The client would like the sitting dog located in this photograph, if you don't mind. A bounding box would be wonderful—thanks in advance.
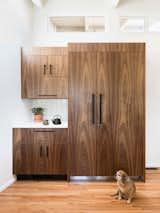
[112,170,136,204]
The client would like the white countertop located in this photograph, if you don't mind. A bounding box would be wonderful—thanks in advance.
[12,121,68,129]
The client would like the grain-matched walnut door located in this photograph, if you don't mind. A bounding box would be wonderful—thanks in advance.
[32,129,68,175]
[13,129,34,175]
[32,130,51,174]
[69,52,97,176]
[49,129,68,175]
[38,56,56,97]
[47,55,68,98]
[111,51,145,177]
[96,52,115,176]
[48,55,68,77]
[22,55,40,98]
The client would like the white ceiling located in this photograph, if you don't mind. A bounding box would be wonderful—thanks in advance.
[32,0,160,33]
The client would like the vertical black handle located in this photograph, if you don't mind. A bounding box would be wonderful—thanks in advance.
[99,94,102,125]
[49,64,52,74]
[92,94,95,124]
[40,145,42,157]
[46,146,49,158]
[43,64,46,75]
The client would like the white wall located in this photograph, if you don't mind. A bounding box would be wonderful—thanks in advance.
[27,99,68,122]
[32,0,160,168]
[0,0,33,190]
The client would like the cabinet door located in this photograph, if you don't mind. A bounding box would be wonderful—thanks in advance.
[38,56,68,98]
[69,50,97,176]
[46,54,68,98]
[110,50,145,177]
[38,56,56,97]
[13,129,34,174]
[32,130,51,174]
[32,129,68,175]
[22,54,40,98]
[39,76,68,98]
[96,52,115,176]
[48,55,68,77]
[49,129,68,174]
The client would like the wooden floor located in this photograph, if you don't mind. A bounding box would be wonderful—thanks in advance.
[0,170,160,213]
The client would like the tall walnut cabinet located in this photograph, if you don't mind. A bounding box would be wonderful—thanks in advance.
[68,43,145,180]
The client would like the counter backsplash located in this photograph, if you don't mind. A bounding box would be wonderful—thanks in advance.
[23,99,68,123]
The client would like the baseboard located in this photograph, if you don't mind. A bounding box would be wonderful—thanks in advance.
[17,175,67,180]
[0,176,16,192]
[146,167,160,170]
[146,163,160,168]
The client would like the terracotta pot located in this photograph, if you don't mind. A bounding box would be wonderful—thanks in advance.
[34,114,43,122]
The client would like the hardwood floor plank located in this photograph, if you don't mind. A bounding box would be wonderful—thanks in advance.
[0,170,160,213]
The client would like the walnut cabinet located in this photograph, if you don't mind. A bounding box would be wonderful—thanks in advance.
[68,43,145,180]
[18,43,145,181]
[21,47,68,99]
[13,128,68,175]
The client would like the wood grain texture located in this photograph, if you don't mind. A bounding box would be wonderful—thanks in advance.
[112,51,145,177]
[48,55,68,77]
[68,43,145,52]
[96,50,145,178]
[22,47,68,55]
[96,52,115,176]
[21,53,41,98]
[69,52,97,176]
[21,47,68,99]
[13,128,34,174]
[0,170,159,213]
[69,43,145,179]
[33,129,68,175]
[13,128,68,175]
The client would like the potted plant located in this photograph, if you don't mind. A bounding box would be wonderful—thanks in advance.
[31,107,44,123]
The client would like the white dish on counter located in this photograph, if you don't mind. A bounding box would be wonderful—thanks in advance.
[12,121,68,128]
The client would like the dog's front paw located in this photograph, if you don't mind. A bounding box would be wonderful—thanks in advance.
[118,196,122,200]
[126,199,131,204]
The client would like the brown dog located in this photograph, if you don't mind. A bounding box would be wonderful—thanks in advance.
[112,170,136,204]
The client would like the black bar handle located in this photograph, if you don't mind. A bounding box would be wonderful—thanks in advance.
[40,145,42,157]
[92,94,95,124]
[49,64,52,74]
[99,94,102,125]
[43,64,46,75]
[46,146,49,158]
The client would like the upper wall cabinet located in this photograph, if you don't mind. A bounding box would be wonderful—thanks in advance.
[21,47,68,99]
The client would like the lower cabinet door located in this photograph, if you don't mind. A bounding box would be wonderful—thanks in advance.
[13,128,35,175]
[49,129,68,174]
[32,129,68,175]
[32,130,50,175]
